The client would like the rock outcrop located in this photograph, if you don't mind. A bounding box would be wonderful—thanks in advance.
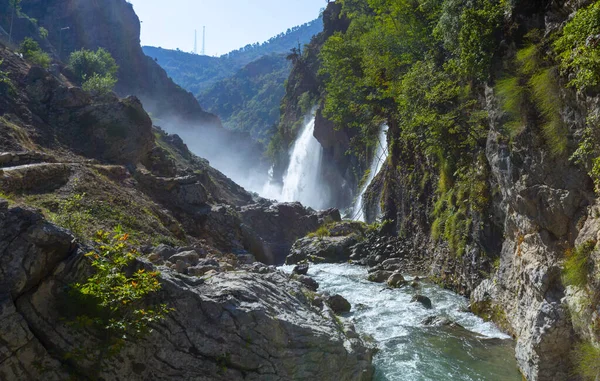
[0,202,375,380]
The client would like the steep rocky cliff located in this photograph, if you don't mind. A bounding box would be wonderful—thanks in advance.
[278,0,600,379]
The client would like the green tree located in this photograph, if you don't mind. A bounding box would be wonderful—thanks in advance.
[68,48,119,94]
[68,48,118,82]
[19,37,51,68]
[69,229,173,358]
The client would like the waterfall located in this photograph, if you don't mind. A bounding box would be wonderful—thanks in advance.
[261,111,327,210]
[353,124,389,222]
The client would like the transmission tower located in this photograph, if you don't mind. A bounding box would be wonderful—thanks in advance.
[194,29,197,54]
[201,26,206,56]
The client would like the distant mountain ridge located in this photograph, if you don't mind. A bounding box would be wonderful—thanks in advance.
[144,18,323,144]
[143,18,323,95]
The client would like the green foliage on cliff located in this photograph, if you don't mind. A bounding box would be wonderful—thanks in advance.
[554,1,600,92]
[19,37,50,68]
[68,48,118,95]
[318,0,501,254]
[0,59,13,95]
[496,39,569,155]
[69,230,172,356]
[573,342,600,381]
[563,240,596,288]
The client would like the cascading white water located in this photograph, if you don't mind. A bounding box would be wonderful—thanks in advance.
[281,264,521,380]
[261,111,327,210]
[353,124,389,221]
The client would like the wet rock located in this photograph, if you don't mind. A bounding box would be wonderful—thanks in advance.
[286,235,359,265]
[387,273,406,288]
[312,296,325,309]
[293,263,309,275]
[327,294,352,314]
[411,295,433,309]
[367,270,393,283]
[421,316,464,329]
[297,275,319,291]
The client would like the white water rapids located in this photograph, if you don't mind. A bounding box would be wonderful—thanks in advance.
[262,112,329,209]
[353,124,389,221]
[281,264,521,381]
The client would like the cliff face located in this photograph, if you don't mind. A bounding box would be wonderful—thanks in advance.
[278,0,600,379]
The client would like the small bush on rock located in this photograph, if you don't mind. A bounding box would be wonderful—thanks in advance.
[69,229,173,356]
[563,240,596,288]
[573,342,600,381]
[68,48,118,95]
[19,37,51,68]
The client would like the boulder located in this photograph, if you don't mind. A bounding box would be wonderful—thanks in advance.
[241,202,341,265]
[188,265,219,276]
[411,294,433,309]
[297,275,319,291]
[367,270,393,283]
[286,235,359,265]
[169,250,200,266]
[387,273,406,288]
[153,244,177,260]
[293,263,309,275]
[327,294,352,314]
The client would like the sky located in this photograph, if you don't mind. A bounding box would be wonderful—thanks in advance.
[127,0,326,56]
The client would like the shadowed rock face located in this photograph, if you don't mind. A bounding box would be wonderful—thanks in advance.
[0,204,375,381]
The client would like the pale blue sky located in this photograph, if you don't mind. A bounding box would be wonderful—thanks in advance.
[128,0,326,56]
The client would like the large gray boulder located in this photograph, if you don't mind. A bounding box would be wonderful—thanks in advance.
[241,202,341,265]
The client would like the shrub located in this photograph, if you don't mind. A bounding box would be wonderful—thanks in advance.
[82,73,117,96]
[573,342,600,381]
[563,240,596,288]
[38,26,48,39]
[0,59,13,95]
[529,68,568,155]
[554,2,600,92]
[68,48,118,83]
[51,193,91,239]
[19,37,51,68]
[69,229,173,356]
[308,225,331,238]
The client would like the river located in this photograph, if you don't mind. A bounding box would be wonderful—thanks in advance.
[281,263,522,381]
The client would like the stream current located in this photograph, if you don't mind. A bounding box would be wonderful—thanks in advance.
[282,263,521,381]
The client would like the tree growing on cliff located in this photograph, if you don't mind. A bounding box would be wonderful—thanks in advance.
[68,48,118,95]
[19,37,51,68]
